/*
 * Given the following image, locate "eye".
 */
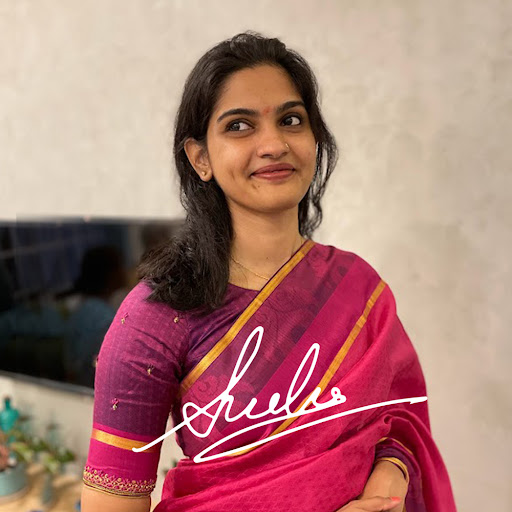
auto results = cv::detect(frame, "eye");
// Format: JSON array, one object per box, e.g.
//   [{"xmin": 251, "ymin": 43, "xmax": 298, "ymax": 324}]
[
  {"xmin": 225, "ymin": 114, "xmax": 304, "ymax": 132},
  {"xmin": 282, "ymin": 114, "xmax": 302, "ymax": 126},
  {"xmin": 226, "ymin": 120, "xmax": 252, "ymax": 132}
]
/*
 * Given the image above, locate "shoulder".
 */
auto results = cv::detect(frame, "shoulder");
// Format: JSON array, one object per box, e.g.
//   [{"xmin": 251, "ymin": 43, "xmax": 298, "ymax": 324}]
[
  {"xmin": 97, "ymin": 281, "xmax": 189, "ymax": 370},
  {"xmin": 109, "ymin": 280, "xmax": 189, "ymax": 341},
  {"xmin": 116, "ymin": 281, "xmax": 185, "ymax": 324},
  {"xmin": 313, "ymin": 241, "xmax": 396, "ymax": 307},
  {"xmin": 313, "ymin": 241, "xmax": 383, "ymax": 281}
]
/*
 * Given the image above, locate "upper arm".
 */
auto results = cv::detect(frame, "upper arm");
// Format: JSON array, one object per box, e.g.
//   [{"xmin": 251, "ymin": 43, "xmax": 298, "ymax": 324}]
[
  {"xmin": 82, "ymin": 282, "xmax": 188, "ymax": 504},
  {"xmin": 81, "ymin": 485, "xmax": 151, "ymax": 512}
]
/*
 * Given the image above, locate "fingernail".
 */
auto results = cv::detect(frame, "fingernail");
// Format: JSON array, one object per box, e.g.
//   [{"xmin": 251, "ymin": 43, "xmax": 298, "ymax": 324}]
[{"xmin": 390, "ymin": 497, "xmax": 402, "ymax": 502}]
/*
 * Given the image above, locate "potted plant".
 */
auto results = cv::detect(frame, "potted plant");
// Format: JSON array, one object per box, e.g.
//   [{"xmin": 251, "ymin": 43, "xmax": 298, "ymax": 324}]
[
  {"xmin": 3, "ymin": 419, "xmax": 77, "ymax": 506},
  {"xmin": 0, "ymin": 431, "xmax": 29, "ymax": 503}
]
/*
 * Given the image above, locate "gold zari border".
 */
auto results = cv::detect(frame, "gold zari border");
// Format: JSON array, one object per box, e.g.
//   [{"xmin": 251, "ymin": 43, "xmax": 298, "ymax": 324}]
[
  {"xmin": 83, "ymin": 480, "xmax": 152, "ymax": 499},
  {"xmin": 91, "ymin": 428, "xmax": 159, "ymax": 453},
  {"xmin": 377, "ymin": 436, "xmax": 414, "ymax": 457},
  {"xmin": 179, "ymin": 239, "xmax": 316, "ymax": 397},
  {"xmin": 229, "ymin": 278, "xmax": 388, "ymax": 457}
]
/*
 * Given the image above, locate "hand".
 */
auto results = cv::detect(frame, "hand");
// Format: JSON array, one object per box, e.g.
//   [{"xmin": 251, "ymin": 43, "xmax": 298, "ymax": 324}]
[
  {"xmin": 359, "ymin": 460, "xmax": 408, "ymax": 511},
  {"xmin": 335, "ymin": 496, "xmax": 402, "ymax": 511}
]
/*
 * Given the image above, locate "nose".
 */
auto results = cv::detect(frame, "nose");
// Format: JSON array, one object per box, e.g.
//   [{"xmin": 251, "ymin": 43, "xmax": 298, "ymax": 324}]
[{"xmin": 255, "ymin": 129, "xmax": 290, "ymax": 159}]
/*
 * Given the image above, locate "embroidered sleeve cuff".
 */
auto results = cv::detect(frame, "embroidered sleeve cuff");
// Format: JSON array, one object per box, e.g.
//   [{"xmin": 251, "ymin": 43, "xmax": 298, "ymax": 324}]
[{"xmin": 83, "ymin": 465, "xmax": 156, "ymax": 498}]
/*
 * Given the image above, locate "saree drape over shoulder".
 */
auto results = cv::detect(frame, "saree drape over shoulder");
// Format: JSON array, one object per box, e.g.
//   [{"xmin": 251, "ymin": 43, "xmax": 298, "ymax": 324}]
[{"xmin": 84, "ymin": 240, "xmax": 457, "ymax": 511}]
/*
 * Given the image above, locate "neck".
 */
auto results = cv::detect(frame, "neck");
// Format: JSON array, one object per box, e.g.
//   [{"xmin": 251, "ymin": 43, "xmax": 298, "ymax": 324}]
[{"xmin": 228, "ymin": 204, "xmax": 304, "ymax": 284}]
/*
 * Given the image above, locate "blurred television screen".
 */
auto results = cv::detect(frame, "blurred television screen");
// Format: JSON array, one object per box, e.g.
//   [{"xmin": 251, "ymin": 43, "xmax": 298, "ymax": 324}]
[{"xmin": 0, "ymin": 217, "xmax": 183, "ymax": 390}]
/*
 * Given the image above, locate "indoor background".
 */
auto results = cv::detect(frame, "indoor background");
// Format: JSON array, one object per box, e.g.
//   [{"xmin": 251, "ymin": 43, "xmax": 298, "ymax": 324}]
[{"xmin": 2, "ymin": 1, "xmax": 511, "ymax": 510}]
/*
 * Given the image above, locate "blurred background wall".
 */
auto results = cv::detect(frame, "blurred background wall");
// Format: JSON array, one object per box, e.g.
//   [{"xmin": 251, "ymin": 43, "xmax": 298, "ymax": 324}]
[{"xmin": 2, "ymin": 0, "xmax": 511, "ymax": 509}]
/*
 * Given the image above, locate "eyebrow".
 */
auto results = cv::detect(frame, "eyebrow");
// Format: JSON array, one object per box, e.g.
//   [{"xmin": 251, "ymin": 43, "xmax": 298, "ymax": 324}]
[{"xmin": 216, "ymin": 100, "xmax": 306, "ymax": 124}]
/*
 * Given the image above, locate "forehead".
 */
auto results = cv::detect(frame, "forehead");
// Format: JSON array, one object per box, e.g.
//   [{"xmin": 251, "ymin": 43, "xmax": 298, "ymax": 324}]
[{"xmin": 214, "ymin": 65, "xmax": 300, "ymax": 110}]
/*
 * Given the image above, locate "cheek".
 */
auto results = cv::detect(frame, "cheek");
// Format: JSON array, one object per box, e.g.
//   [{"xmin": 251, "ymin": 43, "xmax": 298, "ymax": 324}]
[
  {"xmin": 300, "ymin": 145, "xmax": 317, "ymax": 174},
  {"xmin": 298, "ymin": 132, "xmax": 317, "ymax": 159},
  {"xmin": 215, "ymin": 147, "xmax": 252, "ymax": 179},
  {"xmin": 211, "ymin": 157, "xmax": 250, "ymax": 196}
]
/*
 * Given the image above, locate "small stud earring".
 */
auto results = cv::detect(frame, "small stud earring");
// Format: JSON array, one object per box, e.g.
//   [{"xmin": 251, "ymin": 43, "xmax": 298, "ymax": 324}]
[{"xmin": 202, "ymin": 171, "xmax": 207, "ymax": 176}]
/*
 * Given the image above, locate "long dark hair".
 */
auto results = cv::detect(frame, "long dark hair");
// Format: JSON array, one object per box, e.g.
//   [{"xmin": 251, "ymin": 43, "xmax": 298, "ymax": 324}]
[{"xmin": 137, "ymin": 31, "xmax": 339, "ymax": 314}]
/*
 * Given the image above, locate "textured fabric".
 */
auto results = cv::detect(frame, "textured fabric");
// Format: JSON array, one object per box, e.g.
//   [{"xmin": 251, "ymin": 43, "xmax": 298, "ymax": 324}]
[
  {"xmin": 83, "ymin": 266, "xmax": 261, "ymax": 496},
  {"xmin": 84, "ymin": 240, "xmax": 457, "ymax": 510},
  {"xmin": 83, "ymin": 281, "xmax": 190, "ymax": 496}
]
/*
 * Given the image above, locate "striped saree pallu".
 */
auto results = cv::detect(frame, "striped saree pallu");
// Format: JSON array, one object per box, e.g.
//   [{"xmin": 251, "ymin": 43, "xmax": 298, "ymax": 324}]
[{"xmin": 153, "ymin": 241, "xmax": 457, "ymax": 512}]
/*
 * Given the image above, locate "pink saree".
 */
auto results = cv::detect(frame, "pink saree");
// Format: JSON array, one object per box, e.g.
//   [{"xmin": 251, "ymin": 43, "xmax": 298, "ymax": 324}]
[
  {"xmin": 155, "ymin": 240, "xmax": 456, "ymax": 511},
  {"xmin": 84, "ymin": 239, "xmax": 457, "ymax": 511}
]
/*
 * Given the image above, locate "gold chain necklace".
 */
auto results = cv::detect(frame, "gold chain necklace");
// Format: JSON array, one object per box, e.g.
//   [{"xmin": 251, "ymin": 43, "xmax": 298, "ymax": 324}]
[{"xmin": 230, "ymin": 234, "xmax": 305, "ymax": 281}]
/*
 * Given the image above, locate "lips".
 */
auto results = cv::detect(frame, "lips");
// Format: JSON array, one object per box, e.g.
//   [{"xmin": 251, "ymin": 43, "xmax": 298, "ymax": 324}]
[{"xmin": 252, "ymin": 163, "xmax": 295, "ymax": 175}]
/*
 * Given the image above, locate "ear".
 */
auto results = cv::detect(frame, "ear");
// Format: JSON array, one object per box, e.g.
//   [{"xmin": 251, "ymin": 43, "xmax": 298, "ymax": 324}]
[{"xmin": 184, "ymin": 138, "xmax": 212, "ymax": 181}]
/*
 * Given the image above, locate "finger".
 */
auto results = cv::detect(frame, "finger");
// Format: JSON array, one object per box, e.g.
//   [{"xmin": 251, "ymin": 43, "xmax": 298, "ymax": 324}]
[{"xmin": 357, "ymin": 496, "xmax": 402, "ymax": 511}]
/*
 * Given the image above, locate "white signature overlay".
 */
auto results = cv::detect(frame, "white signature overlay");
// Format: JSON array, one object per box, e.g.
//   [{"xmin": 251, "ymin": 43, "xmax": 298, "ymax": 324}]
[{"xmin": 132, "ymin": 326, "xmax": 427, "ymax": 463}]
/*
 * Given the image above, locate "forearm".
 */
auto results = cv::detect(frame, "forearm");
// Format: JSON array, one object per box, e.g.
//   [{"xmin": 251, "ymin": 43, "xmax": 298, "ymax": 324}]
[{"xmin": 359, "ymin": 460, "xmax": 408, "ymax": 511}]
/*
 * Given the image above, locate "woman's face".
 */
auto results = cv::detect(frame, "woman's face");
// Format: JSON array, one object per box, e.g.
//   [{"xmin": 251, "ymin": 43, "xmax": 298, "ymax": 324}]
[{"xmin": 186, "ymin": 64, "xmax": 317, "ymax": 215}]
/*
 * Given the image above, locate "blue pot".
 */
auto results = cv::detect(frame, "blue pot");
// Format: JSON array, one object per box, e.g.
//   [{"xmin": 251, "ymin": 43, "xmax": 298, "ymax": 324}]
[{"xmin": 0, "ymin": 461, "xmax": 28, "ymax": 498}]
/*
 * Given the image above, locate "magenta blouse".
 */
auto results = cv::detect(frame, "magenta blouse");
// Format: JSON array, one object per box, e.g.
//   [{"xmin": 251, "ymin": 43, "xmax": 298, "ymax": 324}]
[{"xmin": 83, "ymin": 278, "xmax": 260, "ymax": 497}]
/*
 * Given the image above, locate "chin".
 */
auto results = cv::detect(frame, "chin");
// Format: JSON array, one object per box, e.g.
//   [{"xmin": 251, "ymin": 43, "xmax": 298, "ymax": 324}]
[{"xmin": 254, "ymin": 195, "xmax": 302, "ymax": 213}]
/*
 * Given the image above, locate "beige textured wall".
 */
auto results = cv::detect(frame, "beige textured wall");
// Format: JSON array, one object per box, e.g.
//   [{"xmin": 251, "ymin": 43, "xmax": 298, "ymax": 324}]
[{"xmin": 3, "ymin": 1, "xmax": 512, "ymax": 510}]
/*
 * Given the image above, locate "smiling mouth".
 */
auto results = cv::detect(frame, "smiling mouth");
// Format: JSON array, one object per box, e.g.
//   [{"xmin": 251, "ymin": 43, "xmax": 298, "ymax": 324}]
[
  {"xmin": 251, "ymin": 167, "xmax": 295, "ymax": 176},
  {"xmin": 251, "ymin": 169, "xmax": 295, "ymax": 179}
]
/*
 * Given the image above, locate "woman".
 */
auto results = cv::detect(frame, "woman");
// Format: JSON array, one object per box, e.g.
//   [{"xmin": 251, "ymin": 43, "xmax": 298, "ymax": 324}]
[{"xmin": 81, "ymin": 32, "xmax": 457, "ymax": 512}]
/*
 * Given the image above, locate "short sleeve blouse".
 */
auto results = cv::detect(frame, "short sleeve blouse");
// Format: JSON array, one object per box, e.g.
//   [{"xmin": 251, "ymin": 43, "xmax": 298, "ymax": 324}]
[{"xmin": 82, "ymin": 280, "xmax": 189, "ymax": 498}]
